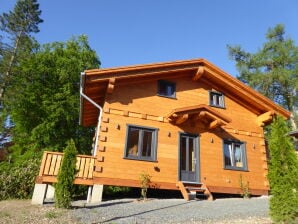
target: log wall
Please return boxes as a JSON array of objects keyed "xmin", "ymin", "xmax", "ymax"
[{"xmin": 93, "ymin": 76, "xmax": 269, "ymax": 195}]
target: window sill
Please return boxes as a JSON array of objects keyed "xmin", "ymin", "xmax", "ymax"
[
  {"xmin": 224, "ymin": 167, "xmax": 248, "ymax": 172},
  {"xmin": 157, "ymin": 94, "xmax": 177, "ymax": 100},
  {"xmin": 209, "ymin": 104, "xmax": 225, "ymax": 109},
  {"xmin": 123, "ymin": 156, "xmax": 158, "ymax": 163}
]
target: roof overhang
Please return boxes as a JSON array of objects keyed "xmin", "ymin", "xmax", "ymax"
[
  {"xmin": 80, "ymin": 58, "xmax": 291, "ymax": 127},
  {"xmin": 167, "ymin": 104, "xmax": 232, "ymax": 129}
]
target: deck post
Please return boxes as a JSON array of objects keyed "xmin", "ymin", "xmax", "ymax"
[
  {"xmin": 31, "ymin": 183, "xmax": 48, "ymax": 205},
  {"xmin": 90, "ymin": 184, "xmax": 104, "ymax": 203},
  {"xmin": 45, "ymin": 184, "xmax": 55, "ymax": 200}
]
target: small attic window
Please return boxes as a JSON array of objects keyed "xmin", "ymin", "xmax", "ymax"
[
  {"xmin": 157, "ymin": 80, "xmax": 176, "ymax": 98},
  {"xmin": 209, "ymin": 91, "xmax": 225, "ymax": 108}
]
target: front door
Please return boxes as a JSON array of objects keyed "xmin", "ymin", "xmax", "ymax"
[{"xmin": 179, "ymin": 133, "xmax": 199, "ymax": 182}]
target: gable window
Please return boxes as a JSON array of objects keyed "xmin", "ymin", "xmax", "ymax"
[
  {"xmin": 124, "ymin": 125, "xmax": 158, "ymax": 161},
  {"xmin": 223, "ymin": 140, "xmax": 247, "ymax": 171},
  {"xmin": 157, "ymin": 80, "xmax": 176, "ymax": 98},
  {"xmin": 209, "ymin": 91, "xmax": 225, "ymax": 108}
]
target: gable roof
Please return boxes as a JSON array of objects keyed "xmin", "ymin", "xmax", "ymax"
[{"xmin": 80, "ymin": 58, "xmax": 291, "ymax": 126}]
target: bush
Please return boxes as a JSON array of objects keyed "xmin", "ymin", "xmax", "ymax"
[
  {"xmin": 268, "ymin": 116, "xmax": 298, "ymax": 223},
  {"xmin": 54, "ymin": 139, "xmax": 78, "ymax": 208},
  {"xmin": 0, "ymin": 157, "xmax": 40, "ymax": 200},
  {"xmin": 103, "ymin": 186, "xmax": 131, "ymax": 196}
]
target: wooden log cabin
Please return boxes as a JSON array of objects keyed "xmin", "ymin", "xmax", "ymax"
[{"xmin": 33, "ymin": 58, "xmax": 290, "ymax": 203}]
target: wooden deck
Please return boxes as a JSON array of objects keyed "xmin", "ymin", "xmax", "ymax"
[{"xmin": 36, "ymin": 151, "xmax": 96, "ymax": 185}]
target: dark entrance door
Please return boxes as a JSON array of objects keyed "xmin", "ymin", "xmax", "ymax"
[{"xmin": 179, "ymin": 133, "xmax": 199, "ymax": 182}]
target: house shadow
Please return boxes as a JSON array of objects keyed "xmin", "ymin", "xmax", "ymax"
[{"xmin": 101, "ymin": 200, "xmax": 192, "ymax": 223}]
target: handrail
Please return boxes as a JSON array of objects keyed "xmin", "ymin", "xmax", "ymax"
[{"xmin": 38, "ymin": 151, "xmax": 96, "ymax": 180}]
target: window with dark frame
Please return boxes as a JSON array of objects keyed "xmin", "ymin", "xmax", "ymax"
[
  {"xmin": 223, "ymin": 140, "xmax": 247, "ymax": 171},
  {"xmin": 124, "ymin": 125, "xmax": 158, "ymax": 161},
  {"xmin": 157, "ymin": 80, "xmax": 176, "ymax": 98},
  {"xmin": 209, "ymin": 91, "xmax": 225, "ymax": 108}
]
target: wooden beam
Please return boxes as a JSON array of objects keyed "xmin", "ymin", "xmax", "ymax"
[
  {"xmin": 257, "ymin": 111, "xmax": 274, "ymax": 127},
  {"xmin": 175, "ymin": 114, "xmax": 189, "ymax": 125},
  {"xmin": 92, "ymin": 177, "xmax": 177, "ymax": 190},
  {"xmin": 107, "ymin": 78, "xmax": 116, "ymax": 94},
  {"xmin": 208, "ymin": 119, "xmax": 223, "ymax": 129},
  {"xmin": 192, "ymin": 66, "xmax": 204, "ymax": 81},
  {"xmin": 177, "ymin": 181, "xmax": 190, "ymax": 201}
]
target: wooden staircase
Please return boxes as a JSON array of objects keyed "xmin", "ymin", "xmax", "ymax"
[{"xmin": 177, "ymin": 181, "xmax": 213, "ymax": 201}]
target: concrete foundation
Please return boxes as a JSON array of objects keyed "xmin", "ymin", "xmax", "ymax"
[
  {"xmin": 45, "ymin": 184, "xmax": 55, "ymax": 200},
  {"xmin": 31, "ymin": 184, "xmax": 47, "ymax": 205},
  {"xmin": 90, "ymin": 184, "xmax": 104, "ymax": 203}
]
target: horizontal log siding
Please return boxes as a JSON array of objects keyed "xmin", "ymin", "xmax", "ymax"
[{"xmin": 94, "ymin": 76, "xmax": 269, "ymax": 194}]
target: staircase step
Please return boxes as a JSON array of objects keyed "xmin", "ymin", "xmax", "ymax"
[
  {"xmin": 188, "ymin": 192, "xmax": 196, "ymax": 200},
  {"xmin": 177, "ymin": 181, "xmax": 213, "ymax": 201},
  {"xmin": 195, "ymin": 192, "xmax": 208, "ymax": 200},
  {"xmin": 186, "ymin": 187, "xmax": 206, "ymax": 192}
]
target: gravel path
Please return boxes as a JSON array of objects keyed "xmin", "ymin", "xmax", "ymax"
[{"xmin": 71, "ymin": 196, "xmax": 271, "ymax": 224}]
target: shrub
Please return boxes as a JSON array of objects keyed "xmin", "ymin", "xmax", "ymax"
[
  {"xmin": 139, "ymin": 172, "xmax": 151, "ymax": 200},
  {"xmin": 103, "ymin": 186, "xmax": 131, "ymax": 196},
  {"xmin": 239, "ymin": 174, "xmax": 250, "ymax": 199},
  {"xmin": 268, "ymin": 116, "xmax": 298, "ymax": 223},
  {"xmin": 0, "ymin": 157, "xmax": 40, "ymax": 200},
  {"xmin": 54, "ymin": 139, "xmax": 78, "ymax": 208}
]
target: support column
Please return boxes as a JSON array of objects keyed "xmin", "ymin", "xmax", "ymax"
[
  {"xmin": 31, "ymin": 184, "xmax": 48, "ymax": 205},
  {"xmin": 90, "ymin": 184, "xmax": 104, "ymax": 203},
  {"xmin": 45, "ymin": 184, "xmax": 55, "ymax": 200}
]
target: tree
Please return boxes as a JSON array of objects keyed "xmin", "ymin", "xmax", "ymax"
[
  {"xmin": 0, "ymin": 0, "xmax": 43, "ymax": 150},
  {"xmin": 55, "ymin": 139, "xmax": 78, "ymax": 208},
  {"xmin": 0, "ymin": 0, "xmax": 43, "ymax": 102},
  {"xmin": 227, "ymin": 24, "xmax": 298, "ymax": 128},
  {"xmin": 7, "ymin": 35, "xmax": 100, "ymax": 159},
  {"xmin": 267, "ymin": 116, "xmax": 298, "ymax": 223}
]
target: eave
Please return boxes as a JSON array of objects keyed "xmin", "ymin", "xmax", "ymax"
[{"xmin": 80, "ymin": 58, "xmax": 291, "ymax": 127}]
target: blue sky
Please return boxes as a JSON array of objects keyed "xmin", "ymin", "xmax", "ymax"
[{"xmin": 1, "ymin": 0, "xmax": 298, "ymax": 76}]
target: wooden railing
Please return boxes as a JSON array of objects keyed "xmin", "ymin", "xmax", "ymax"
[{"xmin": 36, "ymin": 151, "xmax": 96, "ymax": 185}]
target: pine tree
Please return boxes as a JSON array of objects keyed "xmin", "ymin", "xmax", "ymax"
[
  {"xmin": 55, "ymin": 139, "xmax": 78, "ymax": 209},
  {"xmin": 268, "ymin": 116, "xmax": 298, "ymax": 223},
  {"xmin": 0, "ymin": 0, "xmax": 43, "ymax": 151},
  {"xmin": 0, "ymin": 0, "xmax": 43, "ymax": 102},
  {"xmin": 228, "ymin": 24, "xmax": 298, "ymax": 128}
]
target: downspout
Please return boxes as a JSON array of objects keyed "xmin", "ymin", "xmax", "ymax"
[{"xmin": 80, "ymin": 72, "xmax": 103, "ymax": 203}]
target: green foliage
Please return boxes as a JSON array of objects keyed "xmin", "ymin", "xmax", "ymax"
[
  {"xmin": 103, "ymin": 186, "xmax": 131, "ymax": 196},
  {"xmin": 45, "ymin": 211, "xmax": 61, "ymax": 219},
  {"xmin": 7, "ymin": 35, "xmax": 100, "ymax": 155},
  {"xmin": 268, "ymin": 116, "xmax": 298, "ymax": 223},
  {"xmin": 55, "ymin": 139, "xmax": 78, "ymax": 209},
  {"xmin": 227, "ymin": 24, "xmax": 298, "ymax": 119},
  {"xmin": 0, "ymin": 0, "xmax": 43, "ymax": 157},
  {"xmin": 139, "ymin": 172, "xmax": 151, "ymax": 200},
  {"xmin": 239, "ymin": 174, "xmax": 251, "ymax": 199},
  {"xmin": 0, "ymin": 0, "xmax": 43, "ymax": 35},
  {"xmin": 0, "ymin": 156, "xmax": 40, "ymax": 200}
]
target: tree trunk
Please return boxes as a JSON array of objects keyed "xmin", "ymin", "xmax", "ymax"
[{"xmin": 0, "ymin": 31, "xmax": 22, "ymax": 101}]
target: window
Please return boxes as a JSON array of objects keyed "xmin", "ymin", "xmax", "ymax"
[
  {"xmin": 223, "ymin": 140, "xmax": 247, "ymax": 170},
  {"xmin": 124, "ymin": 125, "xmax": 158, "ymax": 161},
  {"xmin": 157, "ymin": 80, "xmax": 176, "ymax": 98},
  {"xmin": 209, "ymin": 91, "xmax": 225, "ymax": 108}
]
